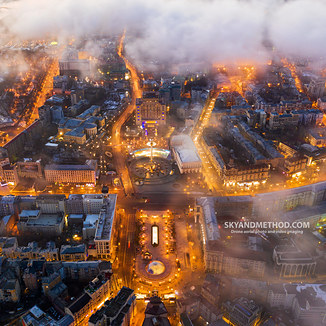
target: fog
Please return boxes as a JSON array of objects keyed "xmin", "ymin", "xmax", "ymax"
[{"xmin": 0, "ymin": 0, "xmax": 326, "ymax": 68}]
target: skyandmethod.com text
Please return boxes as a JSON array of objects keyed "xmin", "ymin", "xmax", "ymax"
[{"xmin": 223, "ymin": 221, "xmax": 310, "ymax": 230}]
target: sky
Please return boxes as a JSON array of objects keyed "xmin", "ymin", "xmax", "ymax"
[{"xmin": 0, "ymin": 0, "xmax": 326, "ymax": 67}]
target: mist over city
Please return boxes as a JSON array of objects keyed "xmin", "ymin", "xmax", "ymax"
[
  {"xmin": 0, "ymin": 1, "xmax": 326, "ymax": 326},
  {"xmin": 1, "ymin": 0, "xmax": 326, "ymax": 67}
]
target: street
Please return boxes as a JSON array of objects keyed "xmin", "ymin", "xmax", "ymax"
[{"xmin": 111, "ymin": 33, "xmax": 142, "ymax": 196}]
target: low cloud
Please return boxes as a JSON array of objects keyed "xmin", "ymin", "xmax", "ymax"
[{"xmin": 0, "ymin": 0, "xmax": 325, "ymax": 69}]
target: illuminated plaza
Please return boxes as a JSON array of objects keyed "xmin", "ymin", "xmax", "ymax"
[
  {"xmin": 1, "ymin": 1, "xmax": 326, "ymax": 326},
  {"xmin": 134, "ymin": 210, "xmax": 179, "ymax": 296}
]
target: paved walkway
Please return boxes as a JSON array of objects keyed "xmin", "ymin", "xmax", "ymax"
[{"xmin": 135, "ymin": 211, "xmax": 176, "ymax": 285}]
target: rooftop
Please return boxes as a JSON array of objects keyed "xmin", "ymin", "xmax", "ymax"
[
  {"xmin": 104, "ymin": 286, "xmax": 134, "ymax": 318},
  {"xmin": 68, "ymin": 292, "xmax": 91, "ymax": 314},
  {"xmin": 171, "ymin": 134, "xmax": 201, "ymax": 163},
  {"xmin": 95, "ymin": 194, "xmax": 117, "ymax": 241},
  {"xmin": 207, "ymin": 240, "xmax": 269, "ymax": 262},
  {"xmin": 21, "ymin": 305, "xmax": 74, "ymax": 326},
  {"xmin": 36, "ymin": 194, "xmax": 66, "ymax": 201},
  {"xmin": 197, "ymin": 197, "xmax": 220, "ymax": 242},
  {"xmin": 180, "ymin": 312, "xmax": 194, "ymax": 326},
  {"xmin": 281, "ymin": 201, "xmax": 326, "ymax": 223},
  {"xmin": 62, "ymin": 260, "xmax": 111, "ymax": 271},
  {"xmin": 67, "ymin": 194, "xmax": 83, "ymax": 200},
  {"xmin": 59, "ymin": 118, "xmax": 82, "ymax": 130},
  {"xmin": 85, "ymin": 273, "xmax": 109, "ymax": 294},
  {"xmin": 45, "ymin": 160, "xmax": 97, "ymax": 171},
  {"xmin": 23, "ymin": 213, "xmax": 64, "ymax": 227},
  {"xmin": 65, "ymin": 127, "xmax": 85, "ymax": 138},
  {"xmin": 295, "ymin": 284, "xmax": 326, "ymax": 309},
  {"xmin": 68, "ymin": 214, "xmax": 84, "ymax": 220},
  {"xmin": 60, "ymin": 244, "xmax": 86, "ymax": 255},
  {"xmin": 0, "ymin": 237, "xmax": 17, "ymax": 248},
  {"xmin": 84, "ymin": 214, "xmax": 99, "ymax": 228},
  {"xmin": 145, "ymin": 296, "xmax": 168, "ymax": 316},
  {"xmin": 254, "ymin": 181, "xmax": 326, "ymax": 201},
  {"xmin": 20, "ymin": 210, "xmax": 40, "ymax": 219},
  {"xmin": 142, "ymin": 316, "xmax": 171, "ymax": 326},
  {"xmin": 83, "ymin": 194, "xmax": 104, "ymax": 200}
]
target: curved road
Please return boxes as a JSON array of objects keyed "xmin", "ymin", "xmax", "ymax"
[{"xmin": 112, "ymin": 34, "xmax": 142, "ymax": 195}]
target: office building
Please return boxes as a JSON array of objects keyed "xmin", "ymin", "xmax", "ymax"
[
  {"xmin": 83, "ymin": 214, "xmax": 99, "ymax": 239},
  {"xmin": 94, "ymin": 194, "xmax": 117, "ymax": 260},
  {"xmin": 83, "ymin": 194, "xmax": 105, "ymax": 214},
  {"xmin": 3, "ymin": 120, "xmax": 42, "ymax": 161},
  {"xmin": 0, "ymin": 164, "xmax": 19, "ymax": 185},
  {"xmin": 5, "ymin": 241, "xmax": 59, "ymax": 261},
  {"xmin": 65, "ymin": 194, "xmax": 84, "ymax": 214},
  {"xmin": 0, "ymin": 195, "xmax": 18, "ymax": 216},
  {"xmin": 21, "ymin": 305, "xmax": 74, "ymax": 326},
  {"xmin": 136, "ymin": 97, "xmax": 166, "ymax": 128},
  {"xmin": 0, "ymin": 256, "xmax": 21, "ymax": 303},
  {"xmin": 60, "ymin": 244, "xmax": 87, "ymax": 261},
  {"xmin": 307, "ymin": 128, "xmax": 326, "ymax": 147},
  {"xmin": 62, "ymin": 260, "xmax": 112, "ymax": 282},
  {"xmin": 59, "ymin": 49, "xmax": 91, "ymax": 78},
  {"xmin": 88, "ymin": 286, "xmax": 135, "ymax": 326},
  {"xmin": 44, "ymin": 160, "xmax": 97, "ymax": 185},
  {"xmin": 65, "ymin": 272, "xmax": 112, "ymax": 325},
  {"xmin": 222, "ymin": 298, "xmax": 262, "ymax": 326},
  {"xmin": 36, "ymin": 194, "xmax": 66, "ymax": 214},
  {"xmin": 0, "ymin": 214, "xmax": 15, "ymax": 236},
  {"xmin": 17, "ymin": 210, "xmax": 64, "ymax": 236},
  {"xmin": 0, "ymin": 237, "xmax": 18, "ymax": 257}
]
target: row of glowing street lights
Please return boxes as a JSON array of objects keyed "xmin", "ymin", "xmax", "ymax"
[{"xmin": 193, "ymin": 97, "xmax": 220, "ymax": 193}]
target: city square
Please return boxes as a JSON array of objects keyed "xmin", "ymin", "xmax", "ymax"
[{"xmin": 0, "ymin": 1, "xmax": 326, "ymax": 326}]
